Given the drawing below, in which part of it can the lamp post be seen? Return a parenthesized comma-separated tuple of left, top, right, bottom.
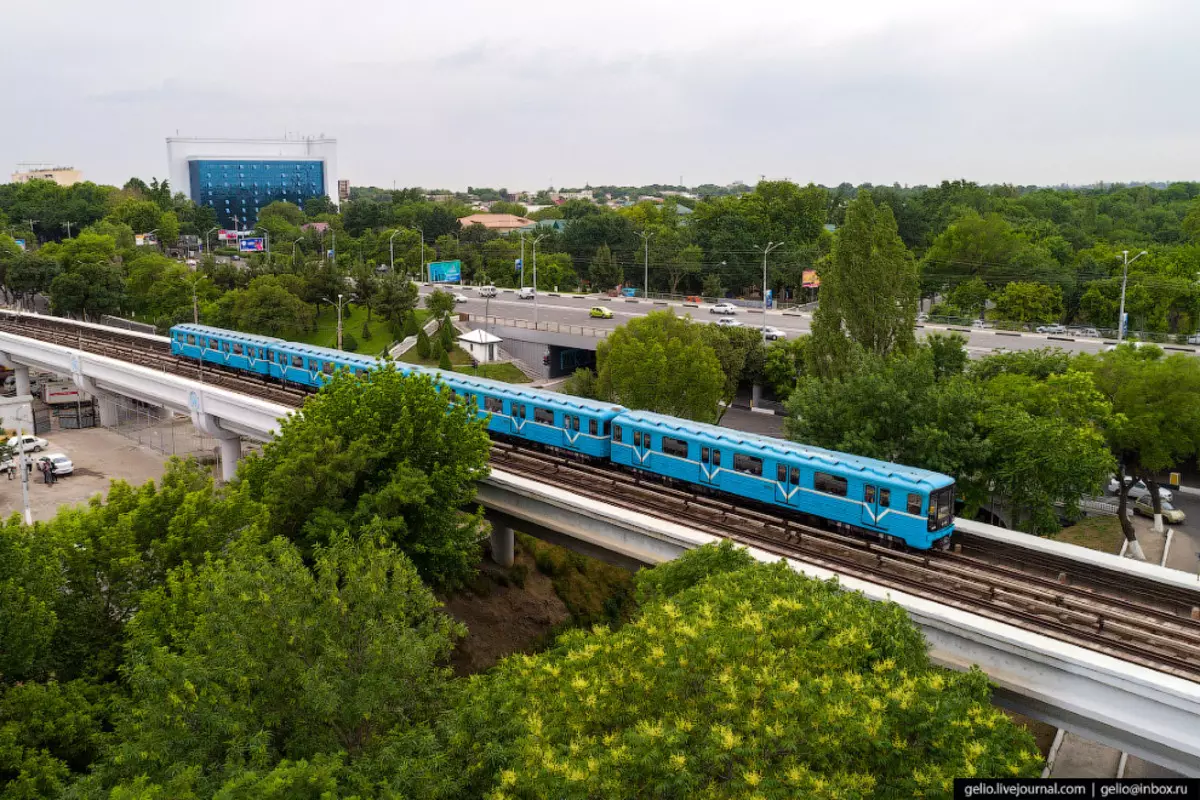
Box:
(636, 230, 655, 298)
(188, 275, 203, 323)
(532, 234, 546, 324)
(62, 221, 75, 239)
(323, 293, 351, 350)
(1116, 249, 1148, 342)
(411, 225, 425, 281)
(387, 229, 401, 272)
(204, 227, 218, 262)
(518, 233, 527, 289)
(292, 237, 303, 266)
(14, 408, 32, 525)
(755, 242, 784, 338)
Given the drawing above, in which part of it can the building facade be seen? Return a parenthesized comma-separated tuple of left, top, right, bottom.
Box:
(11, 166, 83, 186)
(165, 137, 338, 228)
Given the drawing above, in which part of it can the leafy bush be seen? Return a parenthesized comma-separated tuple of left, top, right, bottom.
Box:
(438, 349, 453, 370)
(416, 329, 431, 359)
(341, 332, 358, 352)
(403, 314, 419, 338)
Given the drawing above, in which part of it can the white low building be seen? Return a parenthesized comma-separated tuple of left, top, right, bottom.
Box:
(457, 329, 503, 364)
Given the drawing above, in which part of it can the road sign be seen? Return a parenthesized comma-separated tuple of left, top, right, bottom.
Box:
(13, 239, 24, 250)
(238, 238, 265, 253)
(429, 260, 462, 283)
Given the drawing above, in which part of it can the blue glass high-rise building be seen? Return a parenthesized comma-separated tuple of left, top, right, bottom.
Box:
(166, 137, 339, 229)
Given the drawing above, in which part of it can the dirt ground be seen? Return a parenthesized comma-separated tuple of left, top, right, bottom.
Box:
(0, 426, 174, 522)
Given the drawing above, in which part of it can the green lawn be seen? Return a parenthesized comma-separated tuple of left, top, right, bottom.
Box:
(454, 362, 532, 383)
(1052, 515, 1125, 554)
(294, 305, 405, 356)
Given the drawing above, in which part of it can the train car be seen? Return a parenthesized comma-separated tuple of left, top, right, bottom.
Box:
(436, 370, 625, 460)
(610, 409, 956, 549)
(170, 324, 284, 378)
(269, 340, 380, 388)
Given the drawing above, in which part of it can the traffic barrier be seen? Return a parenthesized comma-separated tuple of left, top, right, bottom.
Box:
(995, 331, 1022, 337)
(1048, 336, 1076, 342)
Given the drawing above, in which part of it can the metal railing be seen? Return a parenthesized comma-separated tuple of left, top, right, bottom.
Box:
(464, 314, 611, 339)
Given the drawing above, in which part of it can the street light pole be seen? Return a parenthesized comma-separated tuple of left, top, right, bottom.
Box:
(519, 233, 526, 289)
(205, 227, 218, 262)
(323, 294, 349, 350)
(62, 221, 75, 238)
(1117, 249, 1148, 343)
(411, 225, 424, 281)
(755, 241, 783, 338)
(387, 229, 401, 272)
(532, 234, 546, 324)
(292, 237, 303, 266)
(637, 230, 655, 298)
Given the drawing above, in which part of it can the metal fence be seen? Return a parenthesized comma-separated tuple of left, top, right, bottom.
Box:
(464, 314, 611, 339)
(99, 315, 158, 335)
(107, 395, 217, 460)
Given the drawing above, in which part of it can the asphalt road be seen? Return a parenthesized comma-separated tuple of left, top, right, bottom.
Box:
(419, 285, 1193, 358)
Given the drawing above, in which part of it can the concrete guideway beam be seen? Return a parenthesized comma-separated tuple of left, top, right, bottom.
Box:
(479, 468, 1200, 776)
(191, 410, 242, 482)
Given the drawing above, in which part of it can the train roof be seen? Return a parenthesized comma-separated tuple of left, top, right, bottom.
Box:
(420, 364, 627, 416)
(618, 409, 952, 488)
(172, 323, 285, 346)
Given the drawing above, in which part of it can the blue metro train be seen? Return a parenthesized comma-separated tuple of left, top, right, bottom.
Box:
(170, 323, 956, 549)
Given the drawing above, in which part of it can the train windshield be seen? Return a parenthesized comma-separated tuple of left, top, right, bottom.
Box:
(928, 485, 956, 530)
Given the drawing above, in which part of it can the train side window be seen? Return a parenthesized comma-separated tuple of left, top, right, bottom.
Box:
(733, 453, 762, 476)
(776, 464, 787, 482)
(232, 343, 243, 355)
(712, 449, 721, 466)
(790, 467, 799, 485)
(291, 355, 303, 368)
(633, 431, 642, 447)
(517, 403, 528, 418)
(865, 485, 876, 504)
(534, 407, 554, 425)
(879, 488, 890, 507)
(485, 396, 503, 413)
(186, 334, 196, 345)
(590, 419, 598, 436)
(814, 472, 848, 497)
(572, 416, 580, 432)
(356, 368, 368, 377)
(702, 447, 710, 463)
(603, 420, 611, 436)
(613, 425, 622, 442)
(907, 493, 922, 515)
(662, 436, 688, 458)
(447, 389, 458, 401)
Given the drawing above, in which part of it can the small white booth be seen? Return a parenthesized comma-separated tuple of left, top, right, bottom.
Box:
(457, 329, 503, 364)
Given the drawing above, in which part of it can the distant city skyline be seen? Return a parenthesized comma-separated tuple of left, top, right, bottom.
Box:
(3, 0, 1199, 190)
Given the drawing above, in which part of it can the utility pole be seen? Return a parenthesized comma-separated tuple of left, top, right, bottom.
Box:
(324, 294, 350, 349)
(755, 242, 784, 338)
(205, 227, 218, 261)
(1117, 249, 1148, 342)
(519, 233, 526, 289)
(411, 225, 424, 281)
(532, 234, 546, 324)
(62, 221, 75, 238)
(190, 276, 201, 323)
(15, 413, 32, 525)
(387, 229, 400, 272)
(637, 230, 655, 298)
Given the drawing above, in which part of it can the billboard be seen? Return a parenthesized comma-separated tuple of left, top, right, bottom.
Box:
(429, 259, 462, 283)
(239, 238, 265, 253)
(218, 229, 239, 241)
(13, 239, 24, 251)
(802, 269, 820, 288)
(135, 233, 157, 247)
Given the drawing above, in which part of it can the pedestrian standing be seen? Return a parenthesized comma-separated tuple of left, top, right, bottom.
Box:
(49, 462, 57, 484)
(39, 460, 49, 484)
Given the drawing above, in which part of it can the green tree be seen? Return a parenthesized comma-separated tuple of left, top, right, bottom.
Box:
(562, 367, 599, 399)
(6, 253, 61, 307)
(761, 336, 809, 400)
(157, 210, 180, 246)
(1080, 346, 1200, 552)
(425, 288, 456, 324)
(663, 243, 703, 295)
(488, 200, 528, 216)
(239, 367, 491, 587)
(596, 311, 724, 422)
(49, 261, 126, 320)
(93, 535, 463, 797)
(809, 191, 918, 375)
(376, 274, 419, 335)
(701, 273, 724, 299)
(351, 262, 379, 321)
(215, 275, 314, 337)
(416, 328, 432, 359)
(948, 276, 991, 319)
(439, 317, 455, 352)
(438, 348, 453, 370)
(440, 545, 1042, 798)
(108, 198, 163, 236)
(698, 324, 766, 421)
(991, 281, 1063, 325)
(588, 243, 623, 291)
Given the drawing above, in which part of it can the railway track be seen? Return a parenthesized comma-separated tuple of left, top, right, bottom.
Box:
(5, 310, 1200, 681)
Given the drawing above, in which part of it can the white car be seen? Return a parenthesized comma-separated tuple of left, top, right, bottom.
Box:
(1107, 476, 1172, 503)
(477, 285, 498, 298)
(715, 317, 742, 328)
(39, 453, 74, 476)
(762, 326, 786, 340)
(451, 293, 469, 303)
(1036, 324, 1067, 334)
(710, 303, 738, 315)
(6, 434, 48, 452)
(518, 287, 536, 299)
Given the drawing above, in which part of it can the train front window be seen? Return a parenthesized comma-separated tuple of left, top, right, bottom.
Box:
(929, 485, 955, 529)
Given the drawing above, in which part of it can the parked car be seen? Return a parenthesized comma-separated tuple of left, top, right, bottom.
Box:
(1071, 327, 1100, 338)
(451, 292, 469, 303)
(477, 285, 498, 298)
(1036, 324, 1067, 334)
(38, 453, 74, 477)
(972, 319, 991, 329)
(1107, 476, 1173, 503)
(710, 303, 738, 315)
(917, 313, 929, 323)
(589, 306, 614, 319)
(715, 317, 743, 328)
(1133, 496, 1185, 524)
(1187, 333, 1200, 346)
(762, 326, 786, 340)
(6, 435, 48, 453)
(518, 287, 536, 299)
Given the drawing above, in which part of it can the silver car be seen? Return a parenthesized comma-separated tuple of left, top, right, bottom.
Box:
(1107, 476, 1173, 503)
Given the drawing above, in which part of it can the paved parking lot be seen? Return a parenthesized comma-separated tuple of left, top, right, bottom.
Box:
(0, 426, 175, 523)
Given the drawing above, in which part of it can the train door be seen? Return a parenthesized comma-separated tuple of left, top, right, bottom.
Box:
(775, 463, 799, 506)
(699, 446, 719, 485)
(510, 402, 527, 435)
(561, 413, 581, 452)
(860, 484, 881, 528)
(631, 429, 651, 466)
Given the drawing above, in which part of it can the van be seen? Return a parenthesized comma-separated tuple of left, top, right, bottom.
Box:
(518, 287, 536, 300)
(478, 285, 497, 298)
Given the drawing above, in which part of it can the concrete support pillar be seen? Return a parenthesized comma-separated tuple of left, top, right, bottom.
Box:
(751, 383, 763, 408)
(490, 524, 515, 568)
(13, 366, 29, 397)
(217, 436, 241, 483)
(96, 393, 118, 427)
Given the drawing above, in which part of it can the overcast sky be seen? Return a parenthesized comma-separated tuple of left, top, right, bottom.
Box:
(3, 0, 1197, 191)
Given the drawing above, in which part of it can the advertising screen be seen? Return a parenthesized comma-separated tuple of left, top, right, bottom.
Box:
(429, 260, 462, 283)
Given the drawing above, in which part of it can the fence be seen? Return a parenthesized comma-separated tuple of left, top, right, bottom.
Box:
(107, 395, 217, 460)
(99, 315, 158, 335)
(463, 314, 611, 339)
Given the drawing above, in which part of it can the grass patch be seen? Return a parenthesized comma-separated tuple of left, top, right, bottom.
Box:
(294, 303, 397, 356)
(454, 362, 531, 383)
(517, 533, 636, 628)
(1052, 515, 1125, 554)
